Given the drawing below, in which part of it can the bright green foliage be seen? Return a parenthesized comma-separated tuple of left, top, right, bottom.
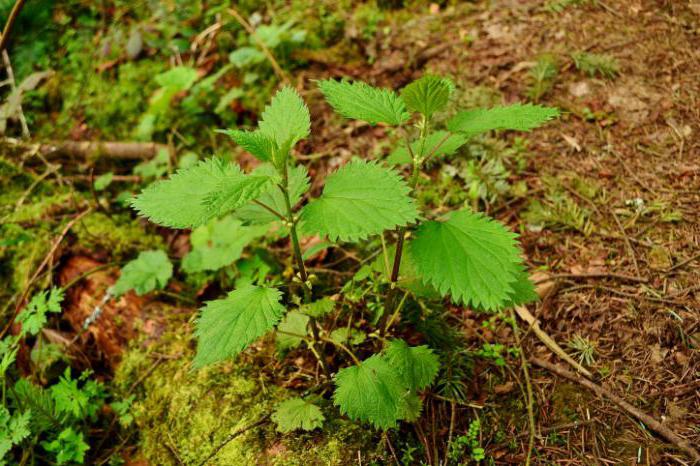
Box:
(204, 168, 276, 221)
(111, 250, 173, 297)
(408, 210, 523, 310)
(299, 297, 335, 318)
(219, 129, 275, 163)
(299, 160, 419, 242)
(51, 371, 91, 420)
(41, 427, 89, 465)
(400, 75, 453, 118)
(333, 355, 406, 429)
(272, 398, 325, 433)
(383, 339, 439, 391)
(318, 79, 409, 125)
(182, 216, 268, 273)
(258, 86, 310, 162)
(16, 287, 64, 336)
(194, 286, 286, 367)
(0, 407, 31, 459)
(131, 158, 241, 229)
(235, 164, 309, 225)
(396, 392, 423, 422)
(502, 266, 539, 307)
(387, 131, 468, 165)
(276, 311, 309, 352)
(447, 103, 560, 137)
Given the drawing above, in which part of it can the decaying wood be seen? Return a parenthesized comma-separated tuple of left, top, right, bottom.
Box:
(40, 141, 168, 160)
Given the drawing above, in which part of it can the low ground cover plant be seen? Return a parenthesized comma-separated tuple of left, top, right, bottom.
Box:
(130, 76, 558, 430)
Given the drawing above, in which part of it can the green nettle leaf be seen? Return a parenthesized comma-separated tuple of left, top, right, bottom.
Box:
(317, 79, 409, 126)
(384, 339, 439, 391)
(275, 311, 309, 352)
(258, 86, 310, 158)
(396, 391, 423, 422)
(272, 398, 325, 433)
(182, 216, 269, 273)
(235, 164, 309, 225)
(446, 103, 559, 137)
(219, 129, 276, 163)
(131, 158, 241, 229)
(204, 167, 276, 219)
(299, 160, 419, 242)
(408, 209, 523, 310)
(387, 131, 468, 166)
(333, 354, 406, 429)
(112, 250, 173, 297)
(194, 286, 285, 367)
(400, 75, 453, 118)
(502, 266, 539, 308)
(299, 297, 335, 318)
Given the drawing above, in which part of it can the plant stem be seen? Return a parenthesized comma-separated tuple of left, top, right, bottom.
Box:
(380, 118, 429, 336)
(279, 162, 331, 378)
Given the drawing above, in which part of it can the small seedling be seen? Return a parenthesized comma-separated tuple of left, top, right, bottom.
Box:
(571, 52, 619, 79)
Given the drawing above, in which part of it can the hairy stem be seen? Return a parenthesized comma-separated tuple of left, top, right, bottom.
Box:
(279, 162, 331, 377)
(379, 118, 429, 336)
(509, 309, 536, 465)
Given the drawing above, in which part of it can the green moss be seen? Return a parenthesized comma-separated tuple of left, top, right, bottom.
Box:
(73, 212, 164, 260)
(114, 319, 381, 465)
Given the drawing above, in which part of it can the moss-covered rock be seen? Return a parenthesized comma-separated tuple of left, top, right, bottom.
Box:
(114, 319, 382, 465)
(73, 212, 164, 260)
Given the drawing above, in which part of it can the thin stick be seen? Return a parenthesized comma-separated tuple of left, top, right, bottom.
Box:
(2, 50, 29, 137)
(252, 199, 286, 221)
(0, 0, 26, 53)
(530, 357, 700, 463)
(228, 7, 289, 85)
(515, 304, 593, 378)
(537, 272, 648, 284)
(510, 309, 536, 465)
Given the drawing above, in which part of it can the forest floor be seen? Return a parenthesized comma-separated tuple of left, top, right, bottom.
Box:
(1, 0, 698, 465)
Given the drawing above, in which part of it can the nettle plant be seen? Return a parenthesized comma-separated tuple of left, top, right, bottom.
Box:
(131, 76, 558, 430)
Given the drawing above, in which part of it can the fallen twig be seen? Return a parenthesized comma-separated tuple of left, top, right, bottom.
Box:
(530, 356, 700, 463)
(40, 141, 168, 160)
(538, 272, 648, 284)
(515, 305, 593, 378)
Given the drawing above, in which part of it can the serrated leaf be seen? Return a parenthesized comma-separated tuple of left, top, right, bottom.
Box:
(502, 266, 539, 308)
(408, 209, 522, 310)
(396, 391, 422, 422)
(219, 129, 275, 163)
(258, 86, 310, 158)
(384, 339, 439, 391)
(318, 79, 409, 125)
(194, 286, 285, 367)
(276, 311, 309, 352)
(112, 250, 172, 297)
(446, 103, 559, 136)
(182, 216, 269, 273)
(204, 168, 276, 219)
(299, 160, 419, 242)
(299, 297, 335, 318)
(387, 131, 467, 165)
(131, 158, 241, 229)
(272, 398, 325, 433)
(333, 354, 406, 429)
(235, 164, 309, 225)
(400, 75, 453, 118)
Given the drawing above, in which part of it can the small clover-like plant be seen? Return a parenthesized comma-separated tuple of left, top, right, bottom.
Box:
(131, 77, 558, 429)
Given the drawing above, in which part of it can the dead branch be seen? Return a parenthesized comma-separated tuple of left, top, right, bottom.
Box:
(530, 356, 700, 464)
(39, 141, 168, 160)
